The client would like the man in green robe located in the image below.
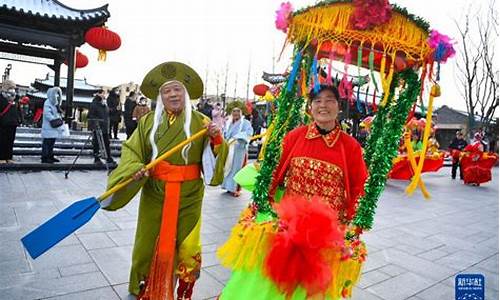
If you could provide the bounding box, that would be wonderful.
[102,62,227,299]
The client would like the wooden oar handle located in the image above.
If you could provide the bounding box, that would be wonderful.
[98,128,208,201]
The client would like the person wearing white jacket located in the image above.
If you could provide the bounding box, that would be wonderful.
[41,87,65,163]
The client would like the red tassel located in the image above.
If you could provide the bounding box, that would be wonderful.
[137,239,174,300]
[264,195,344,296]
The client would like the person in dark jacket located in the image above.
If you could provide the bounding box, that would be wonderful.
[87,89,115,165]
[107,89,122,140]
[449,130,468,180]
[0,80,21,164]
[124,91,138,139]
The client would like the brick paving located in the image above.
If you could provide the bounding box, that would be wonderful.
[0,167,497,299]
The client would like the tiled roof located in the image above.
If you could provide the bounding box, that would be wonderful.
[34,75,102,91]
[27,91,94,104]
[0,0,110,22]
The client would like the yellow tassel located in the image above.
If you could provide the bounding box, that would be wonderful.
[97,49,107,61]
[406,84,439,195]
[380,50,396,107]
[404,130,431,199]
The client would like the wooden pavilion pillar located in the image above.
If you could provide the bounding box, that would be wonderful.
[65,45,76,123]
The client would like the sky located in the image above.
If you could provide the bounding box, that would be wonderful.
[2,0,497,114]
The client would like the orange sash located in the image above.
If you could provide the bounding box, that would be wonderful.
[139,161,200,300]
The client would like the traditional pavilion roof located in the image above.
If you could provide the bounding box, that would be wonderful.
[27,90,95,105]
[0,0,110,50]
[26,74,101,107]
[32,74,102,92]
[0,0,109,23]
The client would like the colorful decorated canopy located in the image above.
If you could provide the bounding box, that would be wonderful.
[253,0,455,230]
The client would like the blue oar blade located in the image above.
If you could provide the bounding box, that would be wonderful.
[21,197,100,259]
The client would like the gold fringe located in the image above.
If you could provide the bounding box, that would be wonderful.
[288,3,431,65]
[217,208,277,271]
[97,49,107,61]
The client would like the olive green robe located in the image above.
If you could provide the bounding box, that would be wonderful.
[103,110,228,295]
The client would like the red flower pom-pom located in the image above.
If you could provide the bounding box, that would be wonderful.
[264,195,344,296]
[350,0,392,30]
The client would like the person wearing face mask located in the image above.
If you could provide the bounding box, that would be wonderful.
[102,62,228,300]
[40,87,65,163]
[107,88,122,140]
[0,80,21,164]
[87,89,115,165]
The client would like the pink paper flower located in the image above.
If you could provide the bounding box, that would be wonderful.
[350,0,392,30]
[427,30,456,63]
[275,2,293,33]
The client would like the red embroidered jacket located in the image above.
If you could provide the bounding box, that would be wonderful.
[270,123,368,223]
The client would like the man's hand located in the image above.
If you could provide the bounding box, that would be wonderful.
[207,121,221,138]
[132,168,149,181]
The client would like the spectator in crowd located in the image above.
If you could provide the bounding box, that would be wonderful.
[251,108,264,137]
[132,97,151,122]
[41,87,65,163]
[87,89,115,165]
[222,107,253,197]
[107,88,122,140]
[449,130,468,180]
[211,102,225,130]
[124,91,138,139]
[200,99,213,118]
[0,80,21,164]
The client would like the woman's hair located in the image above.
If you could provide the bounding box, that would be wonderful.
[308,85,340,102]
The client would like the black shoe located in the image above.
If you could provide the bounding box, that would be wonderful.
[106,159,117,166]
[41,158,54,164]
[451,176,456,180]
[50,157,60,163]
[94,158,103,165]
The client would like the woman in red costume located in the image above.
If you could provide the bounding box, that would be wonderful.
[461,132,498,186]
[269,84,368,223]
[218,85,368,300]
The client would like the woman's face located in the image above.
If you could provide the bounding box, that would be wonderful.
[310,89,339,126]
[160,81,185,113]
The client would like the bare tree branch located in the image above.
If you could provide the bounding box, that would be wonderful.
[454,0,499,135]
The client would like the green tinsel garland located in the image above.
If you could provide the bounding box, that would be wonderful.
[252,50,312,215]
[353,69,421,230]
[363,101,390,168]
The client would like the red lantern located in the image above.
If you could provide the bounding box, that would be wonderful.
[253,84,270,96]
[64,50,88,68]
[84,27,121,61]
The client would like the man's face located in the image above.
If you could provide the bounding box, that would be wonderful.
[2,88,16,101]
[232,109,241,121]
[160,81,185,113]
[457,133,464,140]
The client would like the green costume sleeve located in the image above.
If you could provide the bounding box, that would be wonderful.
[103,116,152,211]
[209,139,229,186]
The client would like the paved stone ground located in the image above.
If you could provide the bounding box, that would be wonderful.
[0,167,497,300]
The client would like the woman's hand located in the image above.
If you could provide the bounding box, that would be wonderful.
[132,168,149,181]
